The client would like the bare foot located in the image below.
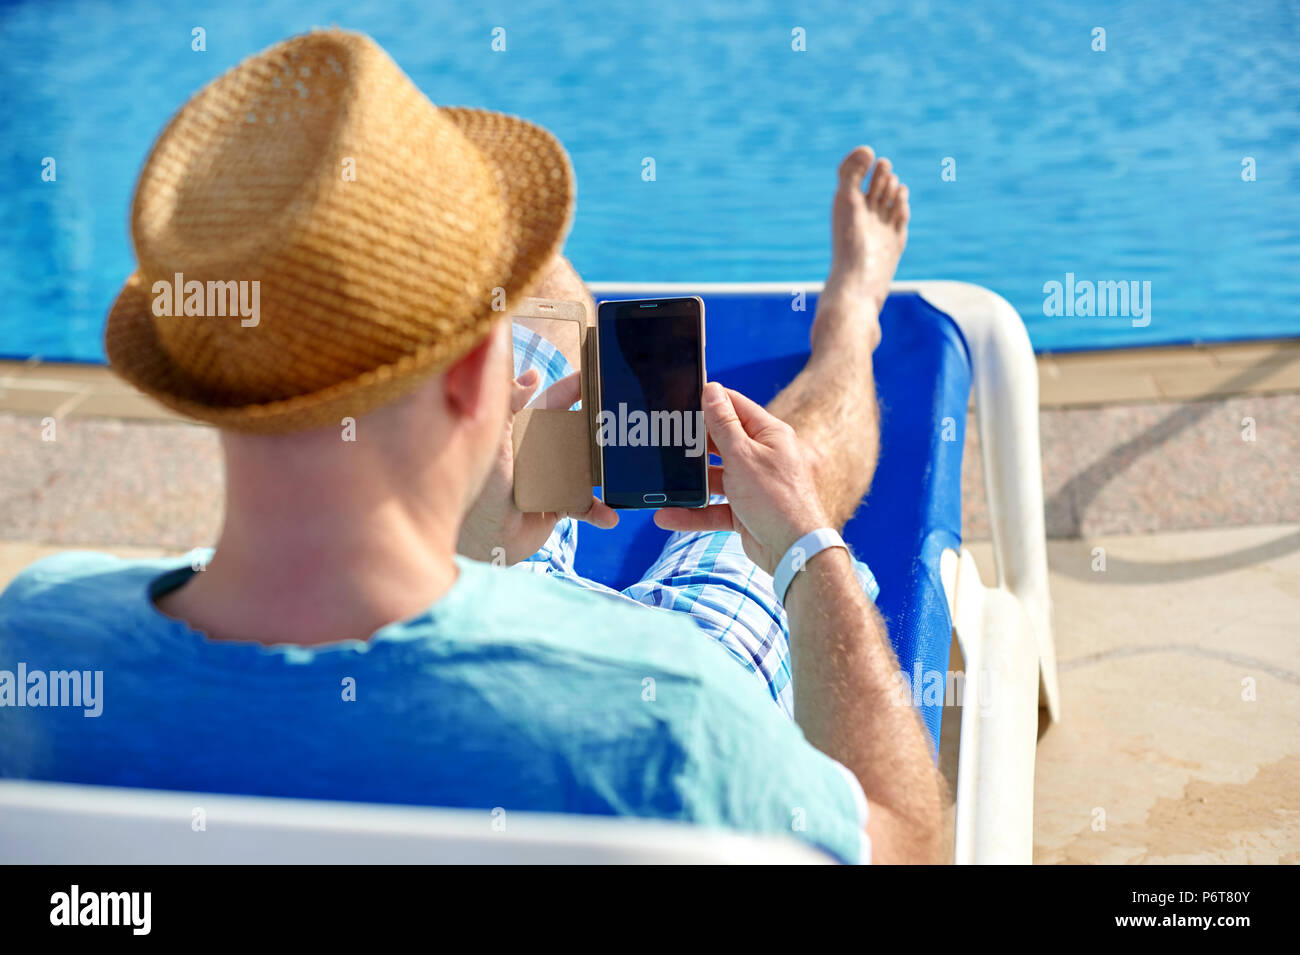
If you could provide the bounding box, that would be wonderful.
[811,146,910,353]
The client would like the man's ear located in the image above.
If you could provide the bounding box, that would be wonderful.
[443,323,508,421]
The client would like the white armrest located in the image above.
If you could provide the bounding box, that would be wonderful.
[0,780,834,864]
[897,280,1059,721]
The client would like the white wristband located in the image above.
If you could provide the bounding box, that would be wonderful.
[772,528,848,606]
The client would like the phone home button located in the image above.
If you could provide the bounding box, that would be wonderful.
[642,493,668,504]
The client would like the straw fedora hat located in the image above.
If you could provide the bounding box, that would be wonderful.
[105,29,574,432]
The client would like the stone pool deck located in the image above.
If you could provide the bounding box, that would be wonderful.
[1,338,1297,863]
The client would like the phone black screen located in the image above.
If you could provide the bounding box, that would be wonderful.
[596,298,707,508]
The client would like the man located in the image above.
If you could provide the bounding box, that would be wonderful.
[0,30,941,863]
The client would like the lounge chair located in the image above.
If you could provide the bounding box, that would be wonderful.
[0,281,1058,864]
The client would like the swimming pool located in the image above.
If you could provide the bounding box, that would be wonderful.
[1,0,1297,361]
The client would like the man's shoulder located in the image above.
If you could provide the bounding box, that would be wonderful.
[0,551,186,634]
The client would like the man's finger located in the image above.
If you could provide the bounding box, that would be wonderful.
[536,372,581,410]
[723,386,788,443]
[572,498,619,529]
[708,464,725,496]
[700,382,749,458]
[654,502,734,533]
[511,369,541,413]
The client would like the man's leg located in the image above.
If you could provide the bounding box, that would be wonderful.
[765,146,908,528]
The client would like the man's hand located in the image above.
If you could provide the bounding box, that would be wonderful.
[655,382,828,573]
[459,369,617,565]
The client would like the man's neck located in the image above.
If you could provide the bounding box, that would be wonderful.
[156,446,466,647]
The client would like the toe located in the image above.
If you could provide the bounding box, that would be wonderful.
[838,146,875,193]
[866,157,892,208]
[881,173,901,212]
[893,186,911,228]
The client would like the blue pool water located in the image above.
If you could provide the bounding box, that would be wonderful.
[1,0,1297,361]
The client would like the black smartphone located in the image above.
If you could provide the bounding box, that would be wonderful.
[595,296,708,509]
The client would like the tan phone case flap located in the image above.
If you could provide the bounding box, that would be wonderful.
[509,298,602,514]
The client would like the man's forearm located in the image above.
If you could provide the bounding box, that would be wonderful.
[785,547,944,861]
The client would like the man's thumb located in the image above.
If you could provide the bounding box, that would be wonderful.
[701,382,747,456]
[510,369,542,413]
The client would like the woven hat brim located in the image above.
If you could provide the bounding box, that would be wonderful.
[105,107,575,433]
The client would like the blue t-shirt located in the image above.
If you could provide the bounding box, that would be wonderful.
[0,552,867,862]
